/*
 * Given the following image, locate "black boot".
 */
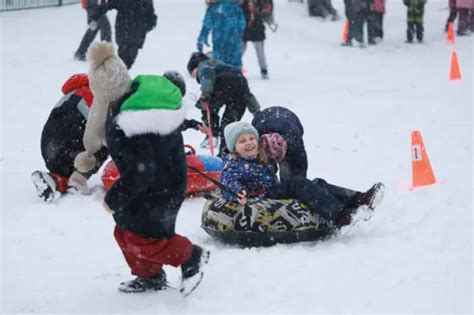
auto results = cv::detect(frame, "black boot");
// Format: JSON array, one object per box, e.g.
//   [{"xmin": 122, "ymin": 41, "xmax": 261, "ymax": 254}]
[
  {"xmin": 179, "ymin": 245, "xmax": 210, "ymax": 296},
  {"xmin": 334, "ymin": 204, "xmax": 375, "ymax": 228},
  {"xmin": 335, "ymin": 207, "xmax": 355, "ymax": 228},
  {"xmin": 354, "ymin": 182, "xmax": 385, "ymax": 210},
  {"xmin": 118, "ymin": 270, "xmax": 167, "ymax": 293}
]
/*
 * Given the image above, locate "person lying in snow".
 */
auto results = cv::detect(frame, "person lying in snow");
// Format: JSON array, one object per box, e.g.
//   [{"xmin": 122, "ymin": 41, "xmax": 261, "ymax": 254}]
[
  {"xmin": 87, "ymin": 41, "xmax": 210, "ymax": 295},
  {"xmin": 220, "ymin": 121, "xmax": 385, "ymax": 228},
  {"xmin": 31, "ymin": 73, "xmax": 109, "ymax": 203},
  {"xmin": 187, "ymin": 51, "xmax": 260, "ymax": 156}
]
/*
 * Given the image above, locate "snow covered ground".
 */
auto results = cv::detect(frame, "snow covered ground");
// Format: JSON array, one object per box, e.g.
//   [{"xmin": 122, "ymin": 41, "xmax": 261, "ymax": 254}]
[{"xmin": 1, "ymin": 0, "xmax": 472, "ymax": 313}]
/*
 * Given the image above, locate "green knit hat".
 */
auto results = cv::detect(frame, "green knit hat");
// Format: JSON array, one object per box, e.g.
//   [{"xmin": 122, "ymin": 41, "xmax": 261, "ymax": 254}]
[{"xmin": 121, "ymin": 75, "xmax": 182, "ymax": 112}]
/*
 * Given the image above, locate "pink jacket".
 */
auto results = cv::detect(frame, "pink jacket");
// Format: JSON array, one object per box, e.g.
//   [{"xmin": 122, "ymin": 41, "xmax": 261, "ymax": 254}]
[
  {"xmin": 373, "ymin": 0, "xmax": 385, "ymax": 13},
  {"xmin": 456, "ymin": 0, "xmax": 474, "ymax": 9}
]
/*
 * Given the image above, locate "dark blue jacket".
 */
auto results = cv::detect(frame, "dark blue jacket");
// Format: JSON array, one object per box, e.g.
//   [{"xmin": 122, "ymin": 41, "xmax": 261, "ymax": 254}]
[
  {"xmin": 221, "ymin": 154, "xmax": 278, "ymax": 201},
  {"xmin": 252, "ymin": 106, "xmax": 308, "ymax": 180}
]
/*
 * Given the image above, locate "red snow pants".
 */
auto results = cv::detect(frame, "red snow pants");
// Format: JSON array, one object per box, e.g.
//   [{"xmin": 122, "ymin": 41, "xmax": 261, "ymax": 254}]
[{"xmin": 114, "ymin": 226, "xmax": 193, "ymax": 277}]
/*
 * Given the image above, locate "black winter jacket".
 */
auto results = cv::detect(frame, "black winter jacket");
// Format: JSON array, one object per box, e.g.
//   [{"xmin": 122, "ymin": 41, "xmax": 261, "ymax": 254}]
[
  {"xmin": 41, "ymin": 80, "xmax": 108, "ymax": 177},
  {"xmin": 252, "ymin": 106, "xmax": 308, "ymax": 180},
  {"xmin": 95, "ymin": 0, "xmax": 157, "ymax": 47},
  {"xmin": 242, "ymin": 0, "xmax": 272, "ymax": 42},
  {"xmin": 104, "ymin": 86, "xmax": 187, "ymax": 240}
]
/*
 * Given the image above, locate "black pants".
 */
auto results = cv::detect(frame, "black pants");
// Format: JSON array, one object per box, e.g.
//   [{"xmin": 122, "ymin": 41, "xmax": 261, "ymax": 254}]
[
  {"xmin": 42, "ymin": 140, "xmax": 108, "ymax": 178},
  {"xmin": 266, "ymin": 177, "xmax": 359, "ymax": 222},
  {"xmin": 457, "ymin": 8, "xmax": 474, "ymax": 34},
  {"xmin": 279, "ymin": 146, "xmax": 308, "ymax": 182},
  {"xmin": 446, "ymin": 8, "xmax": 458, "ymax": 31},
  {"xmin": 368, "ymin": 12, "xmax": 384, "ymax": 40},
  {"xmin": 118, "ymin": 44, "xmax": 140, "ymax": 69},
  {"xmin": 407, "ymin": 21, "xmax": 423, "ymax": 42},
  {"xmin": 351, "ymin": 10, "xmax": 370, "ymax": 43},
  {"xmin": 321, "ymin": 0, "xmax": 337, "ymax": 17},
  {"xmin": 75, "ymin": 8, "xmax": 111, "ymax": 58}
]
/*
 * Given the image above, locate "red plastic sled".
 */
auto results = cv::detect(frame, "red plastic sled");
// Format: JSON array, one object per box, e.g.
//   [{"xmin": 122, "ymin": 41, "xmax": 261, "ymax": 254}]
[{"xmin": 101, "ymin": 144, "xmax": 223, "ymax": 195}]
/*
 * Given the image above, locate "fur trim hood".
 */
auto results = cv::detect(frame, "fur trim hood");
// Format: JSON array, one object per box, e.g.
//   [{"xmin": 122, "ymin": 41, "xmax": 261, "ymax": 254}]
[{"xmin": 116, "ymin": 104, "xmax": 187, "ymax": 137}]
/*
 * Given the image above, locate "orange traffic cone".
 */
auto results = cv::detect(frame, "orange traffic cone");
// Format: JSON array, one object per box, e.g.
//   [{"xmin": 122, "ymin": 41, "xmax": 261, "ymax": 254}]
[
  {"xmin": 447, "ymin": 22, "xmax": 455, "ymax": 44},
  {"xmin": 449, "ymin": 51, "xmax": 462, "ymax": 81},
  {"xmin": 411, "ymin": 130, "xmax": 436, "ymax": 188},
  {"xmin": 341, "ymin": 20, "xmax": 350, "ymax": 43}
]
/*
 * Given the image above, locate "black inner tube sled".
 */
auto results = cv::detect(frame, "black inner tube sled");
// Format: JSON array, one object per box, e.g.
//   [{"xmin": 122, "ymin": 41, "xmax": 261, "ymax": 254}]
[{"xmin": 201, "ymin": 196, "xmax": 337, "ymax": 247}]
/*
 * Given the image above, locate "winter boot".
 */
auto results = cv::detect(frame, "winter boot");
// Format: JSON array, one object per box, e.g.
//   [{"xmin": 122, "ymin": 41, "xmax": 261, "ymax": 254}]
[
  {"xmin": 118, "ymin": 270, "xmax": 167, "ymax": 293},
  {"xmin": 356, "ymin": 41, "xmax": 366, "ymax": 48},
  {"xmin": 335, "ymin": 204, "xmax": 373, "ymax": 228},
  {"xmin": 200, "ymin": 136, "xmax": 219, "ymax": 149},
  {"xmin": 261, "ymin": 69, "xmax": 269, "ymax": 79},
  {"xmin": 31, "ymin": 171, "xmax": 60, "ymax": 203},
  {"xmin": 179, "ymin": 245, "xmax": 210, "ymax": 297},
  {"xmin": 368, "ymin": 38, "xmax": 377, "ymax": 45},
  {"xmin": 354, "ymin": 182, "xmax": 385, "ymax": 211}
]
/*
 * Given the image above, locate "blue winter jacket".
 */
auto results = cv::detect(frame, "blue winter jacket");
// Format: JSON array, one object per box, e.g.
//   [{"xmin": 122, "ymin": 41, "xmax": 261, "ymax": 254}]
[
  {"xmin": 197, "ymin": 1, "xmax": 246, "ymax": 69},
  {"xmin": 221, "ymin": 155, "xmax": 279, "ymax": 202}
]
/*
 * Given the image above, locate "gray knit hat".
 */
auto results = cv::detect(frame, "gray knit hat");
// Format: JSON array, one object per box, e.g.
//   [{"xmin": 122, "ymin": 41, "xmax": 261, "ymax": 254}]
[{"xmin": 224, "ymin": 121, "xmax": 259, "ymax": 153}]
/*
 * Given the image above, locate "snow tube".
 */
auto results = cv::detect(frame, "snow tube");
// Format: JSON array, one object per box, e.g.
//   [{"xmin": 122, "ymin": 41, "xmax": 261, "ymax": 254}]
[
  {"xmin": 201, "ymin": 196, "xmax": 336, "ymax": 247},
  {"xmin": 101, "ymin": 145, "xmax": 223, "ymax": 195}
]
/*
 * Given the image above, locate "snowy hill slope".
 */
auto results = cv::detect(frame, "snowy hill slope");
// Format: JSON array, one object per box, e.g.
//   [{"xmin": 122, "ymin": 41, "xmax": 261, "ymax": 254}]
[{"xmin": 1, "ymin": 0, "xmax": 472, "ymax": 313}]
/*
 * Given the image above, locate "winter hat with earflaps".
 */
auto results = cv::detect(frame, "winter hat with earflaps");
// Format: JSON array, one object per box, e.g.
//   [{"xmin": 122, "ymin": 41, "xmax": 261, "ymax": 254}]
[
  {"xmin": 115, "ymin": 75, "xmax": 186, "ymax": 137},
  {"xmin": 224, "ymin": 121, "xmax": 259, "ymax": 153},
  {"xmin": 74, "ymin": 41, "xmax": 132, "ymax": 174}
]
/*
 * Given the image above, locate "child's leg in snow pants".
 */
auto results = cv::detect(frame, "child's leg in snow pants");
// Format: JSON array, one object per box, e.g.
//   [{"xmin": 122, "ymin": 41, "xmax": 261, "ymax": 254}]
[
  {"xmin": 266, "ymin": 176, "xmax": 360, "ymax": 222},
  {"xmin": 114, "ymin": 226, "xmax": 193, "ymax": 278}
]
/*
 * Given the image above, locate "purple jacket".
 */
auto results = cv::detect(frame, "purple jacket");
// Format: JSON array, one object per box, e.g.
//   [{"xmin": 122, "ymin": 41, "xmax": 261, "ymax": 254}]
[
  {"xmin": 221, "ymin": 155, "xmax": 279, "ymax": 202},
  {"xmin": 456, "ymin": 0, "xmax": 474, "ymax": 9}
]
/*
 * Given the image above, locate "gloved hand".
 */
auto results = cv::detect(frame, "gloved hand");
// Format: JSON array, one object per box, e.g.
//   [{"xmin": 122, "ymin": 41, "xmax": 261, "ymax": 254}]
[
  {"xmin": 88, "ymin": 20, "xmax": 98, "ymax": 31},
  {"xmin": 195, "ymin": 93, "xmax": 211, "ymax": 109},
  {"xmin": 197, "ymin": 37, "xmax": 209, "ymax": 52},
  {"xmin": 195, "ymin": 99, "xmax": 205, "ymax": 110},
  {"xmin": 187, "ymin": 119, "xmax": 204, "ymax": 130},
  {"xmin": 237, "ymin": 190, "xmax": 248, "ymax": 206}
]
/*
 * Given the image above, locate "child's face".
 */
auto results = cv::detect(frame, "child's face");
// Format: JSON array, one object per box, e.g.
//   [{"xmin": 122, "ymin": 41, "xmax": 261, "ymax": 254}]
[
  {"xmin": 192, "ymin": 68, "xmax": 198, "ymax": 78},
  {"xmin": 235, "ymin": 133, "xmax": 258, "ymax": 158}
]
